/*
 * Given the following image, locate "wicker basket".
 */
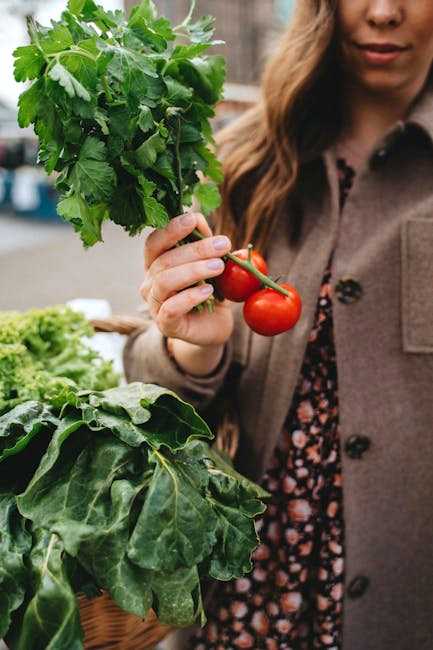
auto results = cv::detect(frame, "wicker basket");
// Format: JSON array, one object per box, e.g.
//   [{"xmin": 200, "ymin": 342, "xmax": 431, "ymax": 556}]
[
  {"xmin": 75, "ymin": 315, "xmax": 240, "ymax": 649},
  {"xmin": 77, "ymin": 592, "xmax": 171, "ymax": 650}
]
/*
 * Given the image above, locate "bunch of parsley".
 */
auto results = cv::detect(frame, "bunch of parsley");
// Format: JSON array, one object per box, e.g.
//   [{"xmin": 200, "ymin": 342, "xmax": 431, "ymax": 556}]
[{"xmin": 13, "ymin": 0, "xmax": 225, "ymax": 246}]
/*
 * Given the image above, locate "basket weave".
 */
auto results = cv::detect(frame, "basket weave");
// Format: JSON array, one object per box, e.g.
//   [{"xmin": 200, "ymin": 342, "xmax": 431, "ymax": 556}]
[
  {"xmin": 76, "ymin": 315, "xmax": 240, "ymax": 649},
  {"xmin": 77, "ymin": 592, "xmax": 171, "ymax": 650}
]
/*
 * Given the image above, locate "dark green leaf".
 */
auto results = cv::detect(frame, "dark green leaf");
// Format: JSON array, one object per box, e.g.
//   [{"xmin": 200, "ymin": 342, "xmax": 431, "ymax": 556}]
[
  {"xmin": 17, "ymin": 418, "xmax": 87, "ymax": 524},
  {"xmin": 84, "ymin": 383, "xmax": 212, "ymax": 450},
  {"xmin": 150, "ymin": 565, "xmax": 203, "ymax": 627},
  {"xmin": 128, "ymin": 450, "xmax": 217, "ymax": 571},
  {"xmin": 0, "ymin": 401, "xmax": 59, "ymax": 463},
  {"xmin": 107, "ymin": 104, "xmax": 134, "ymax": 140},
  {"xmin": 135, "ymin": 132, "xmax": 166, "ymax": 169},
  {"xmin": 153, "ymin": 150, "xmax": 177, "ymax": 190},
  {"xmin": 10, "ymin": 531, "xmax": 82, "ymax": 650},
  {"xmin": 0, "ymin": 494, "xmax": 31, "ymax": 638}
]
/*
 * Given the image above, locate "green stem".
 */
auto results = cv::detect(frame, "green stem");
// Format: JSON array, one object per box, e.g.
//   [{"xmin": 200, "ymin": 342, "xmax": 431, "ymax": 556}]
[
  {"xmin": 174, "ymin": 0, "xmax": 196, "ymax": 31},
  {"xmin": 191, "ymin": 229, "xmax": 292, "ymax": 298},
  {"xmin": 247, "ymin": 243, "xmax": 252, "ymax": 263},
  {"xmin": 173, "ymin": 116, "xmax": 184, "ymax": 214},
  {"xmin": 46, "ymin": 48, "xmax": 97, "ymax": 63},
  {"xmin": 101, "ymin": 76, "xmax": 113, "ymax": 103}
]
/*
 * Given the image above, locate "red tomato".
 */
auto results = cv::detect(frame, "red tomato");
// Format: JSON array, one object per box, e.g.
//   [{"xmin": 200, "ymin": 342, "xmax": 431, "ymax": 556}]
[
  {"xmin": 243, "ymin": 283, "xmax": 302, "ymax": 336},
  {"xmin": 215, "ymin": 249, "xmax": 268, "ymax": 302}
]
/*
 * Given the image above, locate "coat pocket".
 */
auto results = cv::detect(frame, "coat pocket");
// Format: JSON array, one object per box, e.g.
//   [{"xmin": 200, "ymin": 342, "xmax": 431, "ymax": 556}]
[{"xmin": 401, "ymin": 218, "xmax": 433, "ymax": 352}]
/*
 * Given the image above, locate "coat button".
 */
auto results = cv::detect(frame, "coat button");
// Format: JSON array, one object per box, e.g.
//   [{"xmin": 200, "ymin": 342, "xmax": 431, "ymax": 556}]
[
  {"xmin": 347, "ymin": 575, "xmax": 369, "ymax": 599},
  {"xmin": 345, "ymin": 435, "xmax": 371, "ymax": 459},
  {"xmin": 370, "ymin": 146, "xmax": 389, "ymax": 169},
  {"xmin": 335, "ymin": 276, "xmax": 363, "ymax": 304}
]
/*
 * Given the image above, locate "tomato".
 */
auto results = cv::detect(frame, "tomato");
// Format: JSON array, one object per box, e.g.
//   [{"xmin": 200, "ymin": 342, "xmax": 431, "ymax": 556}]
[
  {"xmin": 215, "ymin": 249, "xmax": 268, "ymax": 302},
  {"xmin": 243, "ymin": 283, "xmax": 302, "ymax": 336}
]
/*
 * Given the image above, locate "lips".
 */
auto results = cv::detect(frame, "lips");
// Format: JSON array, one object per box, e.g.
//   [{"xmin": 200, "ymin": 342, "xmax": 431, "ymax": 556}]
[
  {"xmin": 356, "ymin": 42, "xmax": 408, "ymax": 53},
  {"xmin": 353, "ymin": 41, "xmax": 409, "ymax": 65}
]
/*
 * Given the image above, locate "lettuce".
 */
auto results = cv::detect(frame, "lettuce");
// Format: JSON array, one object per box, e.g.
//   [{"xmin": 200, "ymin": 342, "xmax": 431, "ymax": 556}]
[{"xmin": 0, "ymin": 306, "xmax": 118, "ymax": 415}]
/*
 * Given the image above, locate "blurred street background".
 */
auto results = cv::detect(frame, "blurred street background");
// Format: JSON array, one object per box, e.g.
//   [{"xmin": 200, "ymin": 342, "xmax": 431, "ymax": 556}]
[{"xmin": 0, "ymin": 0, "xmax": 295, "ymax": 315}]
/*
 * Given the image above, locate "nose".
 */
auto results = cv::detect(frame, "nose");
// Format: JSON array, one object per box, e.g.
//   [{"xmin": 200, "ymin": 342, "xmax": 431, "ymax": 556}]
[{"xmin": 366, "ymin": 1, "xmax": 403, "ymax": 29}]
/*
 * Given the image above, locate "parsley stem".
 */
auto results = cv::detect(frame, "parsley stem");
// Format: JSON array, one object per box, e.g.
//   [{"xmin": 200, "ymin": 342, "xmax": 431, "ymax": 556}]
[
  {"xmin": 190, "ymin": 228, "xmax": 292, "ymax": 298},
  {"xmin": 46, "ymin": 48, "xmax": 96, "ymax": 63},
  {"xmin": 173, "ymin": 116, "xmax": 184, "ymax": 214},
  {"xmin": 101, "ymin": 76, "xmax": 113, "ymax": 103},
  {"xmin": 174, "ymin": 0, "xmax": 196, "ymax": 31}
]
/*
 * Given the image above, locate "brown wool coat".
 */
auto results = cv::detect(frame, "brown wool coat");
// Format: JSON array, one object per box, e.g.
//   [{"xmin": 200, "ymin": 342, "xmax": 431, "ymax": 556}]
[{"xmin": 123, "ymin": 86, "xmax": 433, "ymax": 650}]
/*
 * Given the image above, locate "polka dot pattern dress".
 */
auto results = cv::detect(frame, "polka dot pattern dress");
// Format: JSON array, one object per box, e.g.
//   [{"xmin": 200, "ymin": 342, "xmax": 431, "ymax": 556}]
[{"xmin": 190, "ymin": 159, "xmax": 355, "ymax": 650}]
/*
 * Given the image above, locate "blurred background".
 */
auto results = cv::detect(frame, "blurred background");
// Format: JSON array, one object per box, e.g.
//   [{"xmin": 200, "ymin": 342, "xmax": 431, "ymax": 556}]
[{"xmin": 0, "ymin": 0, "xmax": 295, "ymax": 314}]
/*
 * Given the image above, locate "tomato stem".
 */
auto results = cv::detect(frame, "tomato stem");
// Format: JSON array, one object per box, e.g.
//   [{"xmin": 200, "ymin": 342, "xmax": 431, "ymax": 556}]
[
  {"xmin": 190, "ymin": 229, "xmax": 292, "ymax": 298},
  {"xmin": 247, "ymin": 243, "xmax": 253, "ymax": 263}
]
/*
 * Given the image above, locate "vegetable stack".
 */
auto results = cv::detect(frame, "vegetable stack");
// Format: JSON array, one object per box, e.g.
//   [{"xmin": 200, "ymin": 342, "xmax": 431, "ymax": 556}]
[
  {"xmin": 13, "ymin": 0, "xmax": 225, "ymax": 246},
  {"xmin": 0, "ymin": 307, "xmax": 269, "ymax": 649}
]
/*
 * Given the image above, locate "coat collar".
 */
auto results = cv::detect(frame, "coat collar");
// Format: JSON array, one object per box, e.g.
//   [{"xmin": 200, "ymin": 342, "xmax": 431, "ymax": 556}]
[{"xmin": 405, "ymin": 80, "xmax": 433, "ymax": 145}]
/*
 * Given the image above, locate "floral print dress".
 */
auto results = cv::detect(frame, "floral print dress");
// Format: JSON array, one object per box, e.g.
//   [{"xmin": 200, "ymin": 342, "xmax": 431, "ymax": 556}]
[{"xmin": 190, "ymin": 159, "xmax": 355, "ymax": 650}]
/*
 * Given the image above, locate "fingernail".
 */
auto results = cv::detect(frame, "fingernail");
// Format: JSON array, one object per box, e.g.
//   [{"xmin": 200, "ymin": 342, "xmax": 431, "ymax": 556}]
[
  {"xmin": 213, "ymin": 236, "xmax": 230, "ymax": 250},
  {"xmin": 207, "ymin": 259, "xmax": 224, "ymax": 270},
  {"xmin": 180, "ymin": 213, "xmax": 194, "ymax": 226},
  {"xmin": 200, "ymin": 284, "xmax": 213, "ymax": 295}
]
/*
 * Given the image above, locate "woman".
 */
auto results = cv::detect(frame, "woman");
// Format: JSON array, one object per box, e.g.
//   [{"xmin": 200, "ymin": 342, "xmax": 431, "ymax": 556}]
[{"xmin": 124, "ymin": 1, "xmax": 433, "ymax": 648}]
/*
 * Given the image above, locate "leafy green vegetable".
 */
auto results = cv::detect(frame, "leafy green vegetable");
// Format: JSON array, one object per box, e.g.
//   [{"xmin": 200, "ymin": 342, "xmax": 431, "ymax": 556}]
[
  {"xmin": 14, "ymin": 0, "xmax": 226, "ymax": 246},
  {"xmin": 0, "ymin": 383, "xmax": 268, "ymax": 649},
  {"xmin": 9, "ymin": 531, "xmax": 83, "ymax": 650},
  {"xmin": 0, "ymin": 306, "xmax": 118, "ymax": 415},
  {"xmin": 0, "ymin": 494, "xmax": 31, "ymax": 638}
]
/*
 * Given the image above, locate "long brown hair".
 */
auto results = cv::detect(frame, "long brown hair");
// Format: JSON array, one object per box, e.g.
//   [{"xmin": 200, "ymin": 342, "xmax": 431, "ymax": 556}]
[{"xmin": 214, "ymin": 0, "xmax": 341, "ymax": 252}]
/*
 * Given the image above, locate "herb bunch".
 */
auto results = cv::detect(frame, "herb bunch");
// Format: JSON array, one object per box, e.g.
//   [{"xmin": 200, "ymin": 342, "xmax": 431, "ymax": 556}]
[{"xmin": 13, "ymin": 0, "xmax": 225, "ymax": 246}]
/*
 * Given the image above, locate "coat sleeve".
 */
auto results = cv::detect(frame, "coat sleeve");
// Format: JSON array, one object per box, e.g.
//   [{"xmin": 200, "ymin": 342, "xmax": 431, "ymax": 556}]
[{"xmin": 122, "ymin": 318, "xmax": 234, "ymax": 412}]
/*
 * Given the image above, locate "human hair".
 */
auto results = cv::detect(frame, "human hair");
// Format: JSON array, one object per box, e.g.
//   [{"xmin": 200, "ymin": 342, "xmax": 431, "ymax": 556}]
[{"xmin": 214, "ymin": 0, "xmax": 340, "ymax": 252}]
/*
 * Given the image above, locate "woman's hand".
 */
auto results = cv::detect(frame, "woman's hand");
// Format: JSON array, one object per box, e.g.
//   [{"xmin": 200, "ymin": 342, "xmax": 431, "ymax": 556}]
[{"xmin": 141, "ymin": 212, "xmax": 233, "ymax": 354}]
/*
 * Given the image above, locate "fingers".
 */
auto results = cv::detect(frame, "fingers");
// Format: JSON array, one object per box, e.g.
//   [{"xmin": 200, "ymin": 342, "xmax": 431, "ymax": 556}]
[
  {"xmin": 154, "ymin": 284, "xmax": 216, "ymax": 339},
  {"xmin": 144, "ymin": 213, "xmax": 213, "ymax": 270},
  {"xmin": 151, "ymin": 232, "xmax": 231, "ymax": 277},
  {"xmin": 142, "ymin": 256, "xmax": 225, "ymax": 306}
]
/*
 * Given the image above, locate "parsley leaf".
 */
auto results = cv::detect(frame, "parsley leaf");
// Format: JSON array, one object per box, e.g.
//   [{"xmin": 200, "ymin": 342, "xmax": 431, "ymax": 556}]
[
  {"xmin": 48, "ymin": 62, "xmax": 91, "ymax": 101},
  {"xmin": 69, "ymin": 138, "xmax": 116, "ymax": 203}
]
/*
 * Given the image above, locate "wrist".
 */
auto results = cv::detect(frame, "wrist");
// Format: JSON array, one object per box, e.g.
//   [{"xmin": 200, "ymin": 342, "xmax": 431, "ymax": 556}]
[{"xmin": 167, "ymin": 338, "xmax": 225, "ymax": 377}]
